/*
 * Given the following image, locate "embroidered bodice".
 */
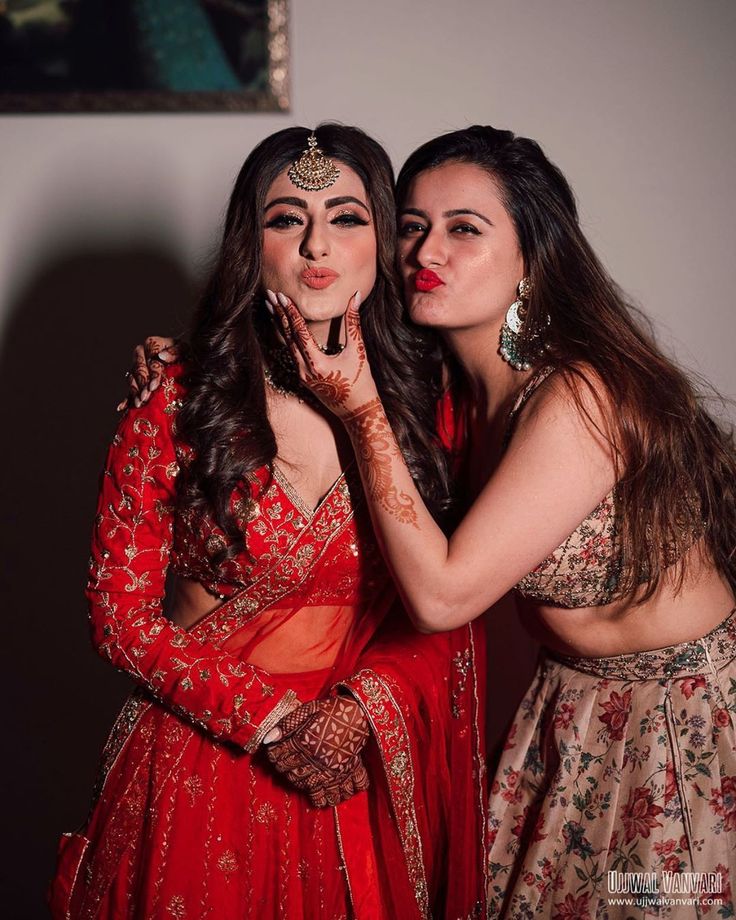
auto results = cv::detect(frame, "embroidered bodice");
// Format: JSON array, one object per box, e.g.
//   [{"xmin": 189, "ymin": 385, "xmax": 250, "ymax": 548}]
[
  {"xmin": 507, "ymin": 367, "xmax": 623, "ymax": 608},
  {"xmin": 172, "ymin": 454, "xmax": 385, "ymax": 612},
  {"xmin": 506, "ymin": 368, "xmax": 701, "ymax": 608},
  {"xmin": 87, "ymin": 364, "xmax": 387, "ymax": 750}
]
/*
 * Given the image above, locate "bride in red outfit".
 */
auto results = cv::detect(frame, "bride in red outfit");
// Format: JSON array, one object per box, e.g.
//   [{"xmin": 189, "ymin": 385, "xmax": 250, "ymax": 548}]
[{"xmin": 50, "ymin": 125, "xmax": 487, "ymax": 919}]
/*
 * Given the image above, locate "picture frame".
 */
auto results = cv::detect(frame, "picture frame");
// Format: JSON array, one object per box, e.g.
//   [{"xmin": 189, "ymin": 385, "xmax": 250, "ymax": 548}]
[{"xmin": 0, "ymin": 0, "xmax": 290, "ymax": 113}]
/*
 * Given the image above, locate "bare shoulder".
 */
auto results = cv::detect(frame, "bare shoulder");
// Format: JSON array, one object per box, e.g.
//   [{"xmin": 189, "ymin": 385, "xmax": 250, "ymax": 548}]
[{"xmin": 513, "ymin": 362, "xmax": 617, "ymax": 460}]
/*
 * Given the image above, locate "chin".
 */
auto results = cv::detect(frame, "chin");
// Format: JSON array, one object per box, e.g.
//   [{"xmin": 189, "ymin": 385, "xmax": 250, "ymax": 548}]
[
  {"xmin": 406, "ymin": 292, "xmax": 449, "ymax": 328},
  {"xmin": 297, "ymin": 299, "xmax": 345, "ymax": 324}
]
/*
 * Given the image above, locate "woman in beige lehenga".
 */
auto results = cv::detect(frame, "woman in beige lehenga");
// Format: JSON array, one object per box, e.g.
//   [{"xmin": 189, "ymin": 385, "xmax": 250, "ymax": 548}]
[{"xmin": 270, "ymin": 125, "xmax": 736, "ymax": 919}]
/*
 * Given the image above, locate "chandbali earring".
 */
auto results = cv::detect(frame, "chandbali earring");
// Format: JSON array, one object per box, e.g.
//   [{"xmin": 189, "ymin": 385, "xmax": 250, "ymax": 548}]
[{"xmin": 499, "ymin": 277, "xmax": 546, "ymax": 371}]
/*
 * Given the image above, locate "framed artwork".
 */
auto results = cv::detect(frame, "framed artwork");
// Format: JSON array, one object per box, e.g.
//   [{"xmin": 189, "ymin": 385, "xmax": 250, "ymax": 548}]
[{"xmin": 0, "ymin": 0, "xmax": 290, "ymax": 112}]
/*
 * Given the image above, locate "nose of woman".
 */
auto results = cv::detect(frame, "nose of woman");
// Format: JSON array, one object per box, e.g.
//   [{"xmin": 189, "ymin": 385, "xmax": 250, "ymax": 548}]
[{"xmin": 299, "ymin": 221, "xmax": 330, "ymax": 260}]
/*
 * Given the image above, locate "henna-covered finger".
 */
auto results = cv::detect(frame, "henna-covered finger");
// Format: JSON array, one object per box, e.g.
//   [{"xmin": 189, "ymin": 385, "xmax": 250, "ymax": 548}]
[
  {"xmin": 344, "ymin": 291, "xmax": 366, "ymax": 384},
  {"xmin": 158, "ymin": 346, "xmax": 180, "ymax": 363},
  {"xmin": 132, "ymin": 344, "xmax": 150, "ymax": 394},
  {"xmin": 143, "ymin": 336, "xmax": 175, "ymax": 360},
  {"xmin": 143, "ymin": 336, "xmax": 176, "ymax": 393},
  {"xmin": 308, "ymin": 757, "xmax": 370, "ymax": 808},
  {"xmin": 273, "ymin": 304, "xmax": 313, "ymax": 381},
  {"xmin": 146, "ymin": 359, "xmax": 163, "ymax": 394},
  {"xmin": 275, "ymin": 294, "xmax": 320, "ymax": 375}
]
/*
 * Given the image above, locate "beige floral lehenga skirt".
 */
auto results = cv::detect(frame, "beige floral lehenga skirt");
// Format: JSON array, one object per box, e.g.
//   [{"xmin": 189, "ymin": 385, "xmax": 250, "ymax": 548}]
[{"xmin": 487, "ymin": 609, "xmax": 736, "ymax": 919}]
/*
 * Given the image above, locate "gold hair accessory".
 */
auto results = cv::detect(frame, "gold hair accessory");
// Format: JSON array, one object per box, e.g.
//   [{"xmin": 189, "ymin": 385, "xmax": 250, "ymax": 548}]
[{"xmin": 288, "ymin": 133, "xmax": 340, "ymax": 192}]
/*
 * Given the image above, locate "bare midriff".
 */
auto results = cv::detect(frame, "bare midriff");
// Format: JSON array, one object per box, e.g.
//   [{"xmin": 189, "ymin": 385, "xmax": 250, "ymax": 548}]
[
  {"xmin": 170, "ymin": 576, "xmax": 363, "ymax": 673},
  {"xmin": 519, "ymin": 541, "xmax": 735, "ymax": 658}
]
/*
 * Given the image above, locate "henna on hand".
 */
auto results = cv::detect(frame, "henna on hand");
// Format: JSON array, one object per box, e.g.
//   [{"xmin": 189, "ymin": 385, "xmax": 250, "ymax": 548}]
[
  {"xmin": 265, "ymin": 696, "xmax": 371, "ymax": 807},
  {"xmin": 142, "ymin": 336, "xmax": 179, "ymax": 395},
  {"xmin": 344, "ymin": 399, "xmax": 419, "ymax": 528},
  {"xmin": 273, "ymin": 292, "xmax": 378, "ymax": 418},
  {"xmin": 345, "ymin": 299, "xmax": 366, "ymax": 385},
  {"xmin": 307, "ymin": 370, "xmax": 353, "ymax": 406},
  {"xmin": 118, "ymin": 336, "xmax": 180, "ymax": 411}
]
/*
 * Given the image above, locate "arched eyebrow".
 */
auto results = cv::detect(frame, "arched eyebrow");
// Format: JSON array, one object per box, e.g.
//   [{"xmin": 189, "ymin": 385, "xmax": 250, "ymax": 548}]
[
  {"xmin": 324, "ymin": 196, "xmax": 370, "ymax": 214},
  {"xmin": 264, "ymin": 196, "xmax": 308, "ymax": 211},
  {"xmin": 264, "ymin": 195, "xmax": 370, "ymax": 214},
  {"xmin": 400, "ymin": 206, "xmax": 492, "ymax": 226},
  {"xmin": 444, "ymin": 208, "xmax": 492, "ymax": 225}
]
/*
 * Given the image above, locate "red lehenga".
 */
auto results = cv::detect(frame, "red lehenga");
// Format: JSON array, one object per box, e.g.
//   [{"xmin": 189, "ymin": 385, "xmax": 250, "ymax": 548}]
[{"xmin": 50, "ymin": 366, "xmax": 487, "ymax": 919}]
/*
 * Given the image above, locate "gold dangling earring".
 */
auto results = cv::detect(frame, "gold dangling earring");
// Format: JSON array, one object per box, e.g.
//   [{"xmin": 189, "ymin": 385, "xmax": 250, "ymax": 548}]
[{"xmin": 499, "ymin": 278, "xmax": 534, "ymax": 371}]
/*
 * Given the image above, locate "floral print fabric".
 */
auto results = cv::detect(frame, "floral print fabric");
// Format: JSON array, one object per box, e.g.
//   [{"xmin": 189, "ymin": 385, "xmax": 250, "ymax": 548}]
[{"xmin": 487, "ymin": 609, "xmax": 736, "ymax": 918}]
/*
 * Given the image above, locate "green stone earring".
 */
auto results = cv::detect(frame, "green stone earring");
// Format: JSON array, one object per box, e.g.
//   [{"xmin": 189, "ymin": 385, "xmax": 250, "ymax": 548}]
[{"xmin": 499, "ymin": 277, "xmax": 544, "ymax": 371}]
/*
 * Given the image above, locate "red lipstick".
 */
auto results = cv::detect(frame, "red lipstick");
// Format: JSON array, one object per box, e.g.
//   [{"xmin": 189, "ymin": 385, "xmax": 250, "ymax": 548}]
[
  {"xmin": 414, "ymin": 269, "xmax": 445, "ymax": 292},
  {"xmin": 301, "ymin": 268, "xmax": 339, "ymax": 290}
]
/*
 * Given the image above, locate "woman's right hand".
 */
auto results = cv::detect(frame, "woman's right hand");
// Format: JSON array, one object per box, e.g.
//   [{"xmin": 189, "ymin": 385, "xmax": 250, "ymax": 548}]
[
  {"xmin": 264, "ymin": 695, "xmax": 370, "ymax": 807},
  {"xmin": 270, "ymin": 291, "xmax": 381, "ymax": 421},
  {"xmin": 117, "ymin": 336, "xmax": 179, "ymax": 411}
]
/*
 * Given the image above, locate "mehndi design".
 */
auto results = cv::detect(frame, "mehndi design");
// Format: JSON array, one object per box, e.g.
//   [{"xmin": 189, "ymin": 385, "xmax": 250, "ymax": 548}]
[{"xmin": 344, "ymin": 399, "xmax": 419, "ymax": 527}]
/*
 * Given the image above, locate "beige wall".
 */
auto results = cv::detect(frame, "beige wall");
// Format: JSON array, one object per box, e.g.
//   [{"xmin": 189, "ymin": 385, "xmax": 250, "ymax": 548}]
[{"xmin": 1, "ymin": 0, "xmax": 734, "ymax": 397}]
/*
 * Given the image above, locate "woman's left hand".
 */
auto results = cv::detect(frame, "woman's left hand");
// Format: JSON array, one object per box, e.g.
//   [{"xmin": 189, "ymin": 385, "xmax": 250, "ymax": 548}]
[{"xmin": 269, "ymin": 290, "xmax": 380, "ymax": 419}]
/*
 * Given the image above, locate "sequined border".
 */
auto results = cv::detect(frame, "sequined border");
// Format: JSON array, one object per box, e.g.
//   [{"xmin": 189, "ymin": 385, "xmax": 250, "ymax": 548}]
[
  {"xmin": 340, "ymin": 669, "xmax": 430, "ymax": 919},
  {"xmin": 89, "ymin": 689, "xmax": 152, "ymax": 812},
  {"xmin": 467, "ymin": 624, "xmax": 489, "ymax": 908},
  {"xmin": 243, "ymin": 689, "xmax": 298, "ymax": 753}
]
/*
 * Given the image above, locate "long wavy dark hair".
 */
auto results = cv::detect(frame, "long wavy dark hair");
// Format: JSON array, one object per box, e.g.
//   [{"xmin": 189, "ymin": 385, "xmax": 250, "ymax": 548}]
[
  {"xmin": 397, "ymin": 125, "xmax": 736, "ymax": 599},
  {"xmin": 177, "ymin": 124, "xmax": 449, "ymax": 566}
]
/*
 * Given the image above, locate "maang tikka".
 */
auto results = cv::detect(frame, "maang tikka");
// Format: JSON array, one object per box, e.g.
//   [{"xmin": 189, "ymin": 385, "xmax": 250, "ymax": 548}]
[
  {"xmin": 499, "ymin": 277, "xmax": 547, "ymax": 371},
  {"xmin": 288, "ymin": 132, "xmax": 340, "ymax": 191}
]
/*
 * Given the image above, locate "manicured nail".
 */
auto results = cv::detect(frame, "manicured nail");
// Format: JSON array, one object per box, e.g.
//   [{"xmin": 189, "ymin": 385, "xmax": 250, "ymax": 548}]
[
  {"xmin": 116, "ymin": 401, "xmax": 127, "ymax": 413},
  {"xmin": 354, "ymin": 290, "xmax": 362, "ymax": 309},
  {"xmin": 276, "ymin": 292, "xmax": 289, "ymax": 308},
  {"xmin": 264, "ymin": 298, "xmax": 274, "ymax": 315},
  {"xmin": 265, "ymin": 289, "xmax": 278, "ymax": 307},
  {"xmin": 134, "ymin": 397, "xmax": 142, "ymax": 408},
  {"xmin": 140, "ymin": 386, "xmax": 150, "ymax": 402},
  {"xmin": 149, "ymin": 377, "xmax": 160, "ymax": 392}
]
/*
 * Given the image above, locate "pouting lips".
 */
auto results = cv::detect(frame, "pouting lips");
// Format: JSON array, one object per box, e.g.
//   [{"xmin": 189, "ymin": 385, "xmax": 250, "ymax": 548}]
[
  {"xmin": 301, "ymin": 268, "xmax": 339, "ymax": 290},
  {"xmin": 414, "ymin": 269, "xmax": 444, "ymax": 292}
]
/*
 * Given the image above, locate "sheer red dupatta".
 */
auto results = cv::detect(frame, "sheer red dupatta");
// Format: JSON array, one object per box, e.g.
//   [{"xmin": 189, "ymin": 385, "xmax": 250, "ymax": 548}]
[{"xmin": 336, "ymin": 389, "xmax": 488, "ymax": 920}]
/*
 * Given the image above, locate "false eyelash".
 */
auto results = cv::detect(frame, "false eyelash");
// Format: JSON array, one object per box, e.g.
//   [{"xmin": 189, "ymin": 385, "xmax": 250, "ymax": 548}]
[
  {"xmin": 264, "ymin": 212, "xmax": 304, "ymax": 228},
  {"xmin": 331, "ymin": 210, "xmax": 370, "ymax": 225}
]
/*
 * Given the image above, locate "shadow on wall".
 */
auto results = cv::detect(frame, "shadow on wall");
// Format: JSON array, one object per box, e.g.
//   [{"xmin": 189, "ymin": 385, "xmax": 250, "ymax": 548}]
[{"xmin": 0, "ymin": 246, "xmax": 195, "ymax": 916}]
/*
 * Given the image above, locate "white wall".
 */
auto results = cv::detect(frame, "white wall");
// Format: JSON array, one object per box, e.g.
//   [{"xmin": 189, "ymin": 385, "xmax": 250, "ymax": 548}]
[{"xmin": 1, "ymin": 0, "xmax": 734, "ymax": 397}]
